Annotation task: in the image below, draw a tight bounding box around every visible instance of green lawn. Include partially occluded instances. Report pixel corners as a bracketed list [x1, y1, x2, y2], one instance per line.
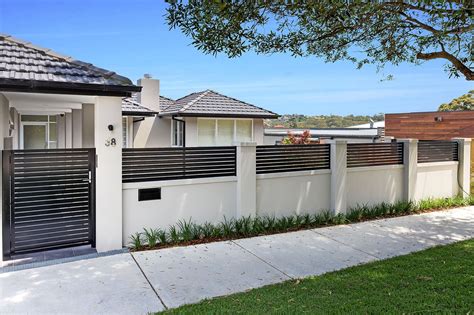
[162, 239, 474, 314]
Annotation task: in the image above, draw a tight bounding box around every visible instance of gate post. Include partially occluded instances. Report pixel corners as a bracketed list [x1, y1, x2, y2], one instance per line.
[1, 150, 12, 260]
[94, 96, 123, 252]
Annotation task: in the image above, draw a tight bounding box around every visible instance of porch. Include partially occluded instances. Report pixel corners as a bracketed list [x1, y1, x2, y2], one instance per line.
[0, 91, 128, 261]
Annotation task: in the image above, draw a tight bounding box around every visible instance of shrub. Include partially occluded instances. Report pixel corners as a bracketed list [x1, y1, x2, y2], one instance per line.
[143, 228, 159, 247]
[129, 195, 472, 251]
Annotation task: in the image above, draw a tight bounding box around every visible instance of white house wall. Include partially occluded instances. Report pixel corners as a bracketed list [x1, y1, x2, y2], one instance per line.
[256, 170, 331, 217]
[82, 104, 95, 148]
[122, 177, 237, 245]
[72, 109, 83, 148]
[253, 119, 264, 144]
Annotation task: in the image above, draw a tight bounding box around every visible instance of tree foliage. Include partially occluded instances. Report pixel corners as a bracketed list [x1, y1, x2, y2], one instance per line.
[438, 90, 474, 111]
[166, 1, 474, 80]
[265, 113, 384, 128]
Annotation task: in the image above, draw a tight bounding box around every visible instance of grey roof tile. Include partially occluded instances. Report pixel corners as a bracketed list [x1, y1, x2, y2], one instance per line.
[121, 93, 175, 116]
[159, 90, 278, 118]
[0, 34, 137, 90]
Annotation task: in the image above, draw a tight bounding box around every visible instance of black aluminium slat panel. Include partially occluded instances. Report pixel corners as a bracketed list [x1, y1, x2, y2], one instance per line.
[347, 143, 403, 168]
[122, 146, 237, 183]
[256, 144, 330, 174]
[4, 148, 96, 257]
[417, 141, 459, 163]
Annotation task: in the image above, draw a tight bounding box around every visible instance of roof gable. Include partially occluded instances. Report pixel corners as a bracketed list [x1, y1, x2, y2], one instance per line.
[159, 90, 278, 118]
[0, 34, 139, 96]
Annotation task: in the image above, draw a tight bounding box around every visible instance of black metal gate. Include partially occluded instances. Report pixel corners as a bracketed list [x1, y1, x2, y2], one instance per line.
[2, 149, 96, 259]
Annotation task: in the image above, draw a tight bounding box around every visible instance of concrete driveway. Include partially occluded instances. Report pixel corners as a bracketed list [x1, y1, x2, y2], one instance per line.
[1, 207, 473, 314]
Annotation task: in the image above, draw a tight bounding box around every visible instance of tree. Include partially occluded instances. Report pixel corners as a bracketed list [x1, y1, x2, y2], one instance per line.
[282, 130, 313, 144]
[166, 1, 474, 80]
[438, 90, 474, 111]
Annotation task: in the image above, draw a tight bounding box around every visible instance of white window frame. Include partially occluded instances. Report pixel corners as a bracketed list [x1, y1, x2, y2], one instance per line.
[122, 117, 129, 148]
[197, 118, 254, 146]
[171, 119, 185, 147]
[19, 114, 58, 149]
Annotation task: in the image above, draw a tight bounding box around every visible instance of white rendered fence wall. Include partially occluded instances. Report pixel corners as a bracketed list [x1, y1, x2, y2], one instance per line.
[121, 139, 470, 245]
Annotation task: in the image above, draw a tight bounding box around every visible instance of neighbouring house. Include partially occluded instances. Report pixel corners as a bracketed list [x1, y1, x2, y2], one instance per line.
[385, 110, 474, 191]
[0, 34, 470, 263]
[122, 76, 279, 148]
[263, 126, 387, 144]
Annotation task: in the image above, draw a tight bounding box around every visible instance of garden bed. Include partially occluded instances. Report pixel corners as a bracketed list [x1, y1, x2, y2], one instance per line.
[130, 196, 474, 252]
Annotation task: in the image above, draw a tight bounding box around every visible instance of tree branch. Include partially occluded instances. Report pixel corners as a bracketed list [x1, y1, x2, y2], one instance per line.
[417, 51, 473, 80]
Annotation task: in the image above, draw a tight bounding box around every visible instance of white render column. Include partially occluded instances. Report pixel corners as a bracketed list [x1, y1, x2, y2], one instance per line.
[399, 139, 418, 202]
[330, 140, 347, 214]
[94, 96, 123, 252]
[453, 138, 471, 198]
[235, 142, 257, 218]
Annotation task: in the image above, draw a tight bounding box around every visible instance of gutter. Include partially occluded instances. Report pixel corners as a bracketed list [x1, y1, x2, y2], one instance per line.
[0, 79, 141, 97]
[159, 112, 278, 119]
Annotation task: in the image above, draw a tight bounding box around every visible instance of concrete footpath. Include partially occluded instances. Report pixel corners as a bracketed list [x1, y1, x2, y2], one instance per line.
[1, 207, 473, 314]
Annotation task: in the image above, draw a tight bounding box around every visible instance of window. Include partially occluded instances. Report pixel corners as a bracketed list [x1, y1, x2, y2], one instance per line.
[122, 117, 129, 148]
[172, 119, 185, 147]
[21, 114, 58, 149]
[236, 120, 252, 142]
[197, 118, 253, 146]
[197, 119, 216, 146]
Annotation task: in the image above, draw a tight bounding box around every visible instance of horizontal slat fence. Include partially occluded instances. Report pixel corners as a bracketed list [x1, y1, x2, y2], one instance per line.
[256, 144, 330, 174]
[122, 146, 237, 183]
[347, 142, 404, 168]
[418, 141, 458, 163]
[4, 149, 95, 255]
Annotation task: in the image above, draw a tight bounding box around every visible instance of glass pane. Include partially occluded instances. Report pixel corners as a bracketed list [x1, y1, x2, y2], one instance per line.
[23, 125, 47, 149]
[217, 120, 234, 146]
[49, 141, 58, 149]
[49, 123, 57, 142]
[177, 121, 184, 147]
[198, 119, 216, 146]
[122, 118, 128, 148]
[49, 115, 57, 122]
[236, 120, 252, 142]
[21, 115, 48, 122]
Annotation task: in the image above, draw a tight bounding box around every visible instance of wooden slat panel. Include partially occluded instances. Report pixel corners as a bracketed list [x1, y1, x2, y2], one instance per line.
[385, 111, 474, 140]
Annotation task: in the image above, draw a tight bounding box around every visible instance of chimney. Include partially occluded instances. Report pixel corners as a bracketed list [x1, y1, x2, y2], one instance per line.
[137, 74, 160, 112]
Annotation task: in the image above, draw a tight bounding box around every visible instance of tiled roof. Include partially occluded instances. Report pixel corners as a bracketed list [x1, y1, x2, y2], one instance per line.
[121, 94, 174, 116]
[159, 90, 278, 118]
[122, 93, 156, 116]
[159, 95, 175, 109]
[0, 34, 139, 95]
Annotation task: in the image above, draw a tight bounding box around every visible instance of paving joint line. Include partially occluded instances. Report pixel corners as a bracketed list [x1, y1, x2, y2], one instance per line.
[130, 252, 168, 311]
[230, 240, 294, 280]
[309, 229, 382, 260]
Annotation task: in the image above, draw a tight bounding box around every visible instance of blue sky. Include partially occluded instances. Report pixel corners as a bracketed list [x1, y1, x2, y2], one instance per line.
[1, 0, 472, 116]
